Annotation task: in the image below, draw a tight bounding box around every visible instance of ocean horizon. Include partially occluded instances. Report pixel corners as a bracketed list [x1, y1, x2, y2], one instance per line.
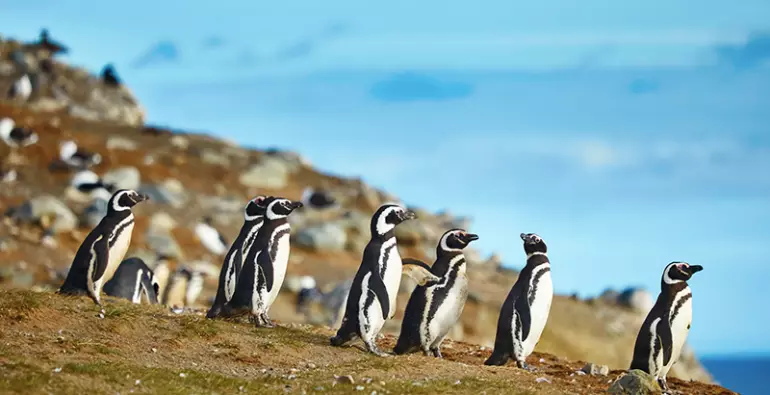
[701, 354, 770, 395]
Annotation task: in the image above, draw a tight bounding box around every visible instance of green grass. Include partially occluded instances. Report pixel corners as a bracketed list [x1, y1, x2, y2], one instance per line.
[178, 315, 219, 339]
[0, 290, 43, 319]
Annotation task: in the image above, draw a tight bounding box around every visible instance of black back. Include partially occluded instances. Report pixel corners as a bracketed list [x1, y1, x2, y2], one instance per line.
[103, 257, 159, 304]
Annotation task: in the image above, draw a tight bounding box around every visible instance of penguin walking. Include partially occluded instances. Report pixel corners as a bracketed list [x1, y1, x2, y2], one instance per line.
[206, 196, 267, 319]
[195, 216, 228, 256]
[60, 140, 102, 169]
[394, 229, 479, 357]
[225, 196, 304, 327]
[630, 261, 703, 393]
[103, 257, 160, 304]
[485, 233, 553, 369]
[0, 118, 38, 148]
[58, 189, 149, 309]
[329, 204, 439, 357]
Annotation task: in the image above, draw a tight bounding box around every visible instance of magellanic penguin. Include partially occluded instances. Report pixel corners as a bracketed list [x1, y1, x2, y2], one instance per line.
[329, 204, 440, 357]
[60, 140, 102, 169]
[195, 216, 229, 256]
[485, 233, 553, 369]
[206, 195, 267, 319]
[58, 189, 149, 308]
[394, 228, 479, 357]
[225, 196, 303, 327]
[103, 257, 160, 304]
[0, 118, 38, 148]
[630, 261, 703, 392]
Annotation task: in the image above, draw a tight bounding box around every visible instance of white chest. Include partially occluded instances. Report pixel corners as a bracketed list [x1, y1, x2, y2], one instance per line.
[196, 224, 226, 254]
[666, 289, 693, 370]
[266, 224, 291, 305]
[106, 218, 135, 281]
[427, 269, 468, 338]
[380, 238, 403, 316]
[523, 264, 553, 354]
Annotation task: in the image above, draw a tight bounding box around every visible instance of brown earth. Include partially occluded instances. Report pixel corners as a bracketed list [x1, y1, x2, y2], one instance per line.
[0, 290, 737, 395]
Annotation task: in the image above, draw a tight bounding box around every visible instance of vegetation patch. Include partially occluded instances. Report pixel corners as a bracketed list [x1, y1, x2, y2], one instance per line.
[0, 290, 43, 320]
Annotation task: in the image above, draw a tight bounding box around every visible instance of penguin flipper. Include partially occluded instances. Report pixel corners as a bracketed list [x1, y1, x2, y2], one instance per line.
[369, 271, 390, 320]
[401, 259, 440, 286]
[257, 249, 274, 292]
[141, 271, 159, 304]
[91, 235, 110, 282]
[514, 294, 532, 341]
[657, 315, 674, 366]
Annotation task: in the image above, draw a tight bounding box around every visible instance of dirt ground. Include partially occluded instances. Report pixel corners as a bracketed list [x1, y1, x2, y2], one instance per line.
[0, 290, 736, 395]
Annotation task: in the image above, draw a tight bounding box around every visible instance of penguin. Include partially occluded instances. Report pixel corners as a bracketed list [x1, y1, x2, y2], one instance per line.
[329, 204, 440, 356]
[0, 118, 38, 148]
[630, 261, 703, 392]
[194, 216, 228, 256]
[300, 187, 339, 210]
[394, 228, 479, 357]
[161, 266, 207, 311]
[58, 189, 149, 308]
[485, 233, 553, 369]
[151, 255, 173, 297]
[296, 275, 321, 316]
[70, 170, 116, 196]
[225, 196, 304, 327]
[6, 74, 32, 101]
[103, 257, 160, 304]
[101, 64, 122, 87]
[60, 140, 102, 169]
[1, 168, 17, 183]
[38, 28, 69, 56]
[206, 195, 267, 319]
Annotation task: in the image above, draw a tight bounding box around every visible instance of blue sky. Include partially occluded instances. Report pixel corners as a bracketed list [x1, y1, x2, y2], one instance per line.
[1, 0, 769, 355]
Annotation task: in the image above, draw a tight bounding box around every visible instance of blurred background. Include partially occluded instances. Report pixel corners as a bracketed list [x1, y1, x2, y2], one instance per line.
[0, 1, 768, 394]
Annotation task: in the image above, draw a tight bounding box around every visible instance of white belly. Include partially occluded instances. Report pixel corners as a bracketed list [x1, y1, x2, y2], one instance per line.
[522, 266, 553, 356]
[662, 290, 693, 376]
[426, 274, 468, 346]
[266, 232, 291, 307]
[106, 221, 135, 282]
[196, 224, 226, 255]
[359, 272, 385, 339]
[381, 239, 403, 319]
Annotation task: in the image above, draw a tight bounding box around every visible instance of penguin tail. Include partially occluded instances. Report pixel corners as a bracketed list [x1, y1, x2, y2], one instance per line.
[484, 350, 510, 366]
[392, 338, 416, 355]
[205, 304, 222, 319]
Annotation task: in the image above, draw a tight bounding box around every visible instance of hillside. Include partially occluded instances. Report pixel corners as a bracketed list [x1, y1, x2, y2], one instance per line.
[0, 290, 736, 395]
[0, 32, 731, 394]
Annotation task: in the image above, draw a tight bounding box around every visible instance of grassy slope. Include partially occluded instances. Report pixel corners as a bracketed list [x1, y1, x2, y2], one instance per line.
[0, 290, 735, 395]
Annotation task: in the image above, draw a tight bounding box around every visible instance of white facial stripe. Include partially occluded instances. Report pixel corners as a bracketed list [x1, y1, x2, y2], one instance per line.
[266, 199, 288, 220]
[663, 263, 684, 285]
[439, 231, 463, 252]
[376, 207, 399, 235]
[111, 190, 132, 211]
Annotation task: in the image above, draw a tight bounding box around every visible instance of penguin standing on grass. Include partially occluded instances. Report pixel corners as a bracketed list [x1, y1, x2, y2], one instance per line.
[485, 233, 553, 370]
[207, 196, 267, 319]
[394, 228, 479, 357]
[630, 261, 703, 393]
[225, 196, 304, 327]
[330, 204, 440, 356]
[58, 190, 149, 311]
[103, 257, 160, 304]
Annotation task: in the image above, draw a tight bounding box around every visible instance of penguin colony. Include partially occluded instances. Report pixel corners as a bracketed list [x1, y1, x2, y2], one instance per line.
[57, 188, 703, 393]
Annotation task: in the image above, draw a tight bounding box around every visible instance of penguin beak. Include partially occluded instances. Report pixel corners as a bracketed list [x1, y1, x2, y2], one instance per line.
[464, 233, 480, 243]
[688, 265, 704, 275]
[135, 193, 149, 202]
[401, 210, 417, 221]
[519, 233, 527, 241]
[288, 201, 303, 211]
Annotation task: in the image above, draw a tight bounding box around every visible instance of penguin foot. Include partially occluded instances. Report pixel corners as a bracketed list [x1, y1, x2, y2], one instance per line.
[516, 361, 537, 372]
[365, 341, 390, 357]
[430, 348, 442, 358]
[259, 313, 275, 328]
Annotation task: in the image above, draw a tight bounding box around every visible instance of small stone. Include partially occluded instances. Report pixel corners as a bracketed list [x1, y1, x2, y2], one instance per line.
[135, 380, 141, 385]
[288, 374, 297, 380]
[151, 348, 157, 353]
[608, 369, 661, 394]
[170, 135, 189, 150]
[355, 386, 364, 391]
[53, 367, 62, 373]
[454, 380, 462, 385]
[334, 375, 355, 385]
[535, 377, 551, 384]
[581, 362, 610, 376]
[307, 363, 317, 369]
[106, 136, 138, 151]
[179, 373, 186, 378]
[575, 370, 586, 376]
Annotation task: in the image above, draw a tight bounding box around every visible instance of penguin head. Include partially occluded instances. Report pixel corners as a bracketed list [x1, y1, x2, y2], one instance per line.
[663, 261, 703, 285]
[244, 195, 268, 221]
[263, 196, 303, 220]
[520, 233, 547, 255]
[371, 204, 417, 237]
[109, 189, 149, 213]
[438, 228, 479, 253]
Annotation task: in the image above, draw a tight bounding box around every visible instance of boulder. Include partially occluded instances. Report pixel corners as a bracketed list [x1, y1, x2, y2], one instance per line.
[106, 136, 138, 151]
[618, 288, 654, 314]
[581, 362, 610, 376]
[200, 149, 230, 166]
[294, 223, 348, 251]
[607, 370, 662, 395]
[103, 166, 141, 190]
[239, 157, 293, 189]
[9, 195, 78, 233]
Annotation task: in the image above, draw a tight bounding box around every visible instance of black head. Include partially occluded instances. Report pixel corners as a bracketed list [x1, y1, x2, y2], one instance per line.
[202, 216, 213, 225]
[263, 196, 303, 220]
[108, 189, 149, 213]
[520, 233, 547, 255]
[370, 204, 417, 237]
[244, 195, 268, 221]
[662, 261, 703, 286]
[437, 228, 479, 254]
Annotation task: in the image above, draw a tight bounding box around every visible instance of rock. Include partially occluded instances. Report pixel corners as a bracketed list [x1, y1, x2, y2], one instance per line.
[200, 149, 230, 166]
[138, 180, 186, 208]
[294, 223, 348, 251]
[149, 212, 177, 232]
[80, 197, 108, 228]
[264, 148, 310, 171]
[0, 265, 34, 288]
[10, 195, 78, 233]
[394, 220, 436, 246]
[198, 195, 244, 214]
[581, 362, 610, 376]
[599, 289, 621, 304]
[102, 166, 141, 190]
[239, 157, 293, 189]
[106, 136, 138, 151]
[334, 375, 355, 385]
[29, 97, 68, 112]
[608, 370, 662, 395]
[145, 230, 184, 259]
[170, 135, 189, 150]
[618, 288, 654, 313]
